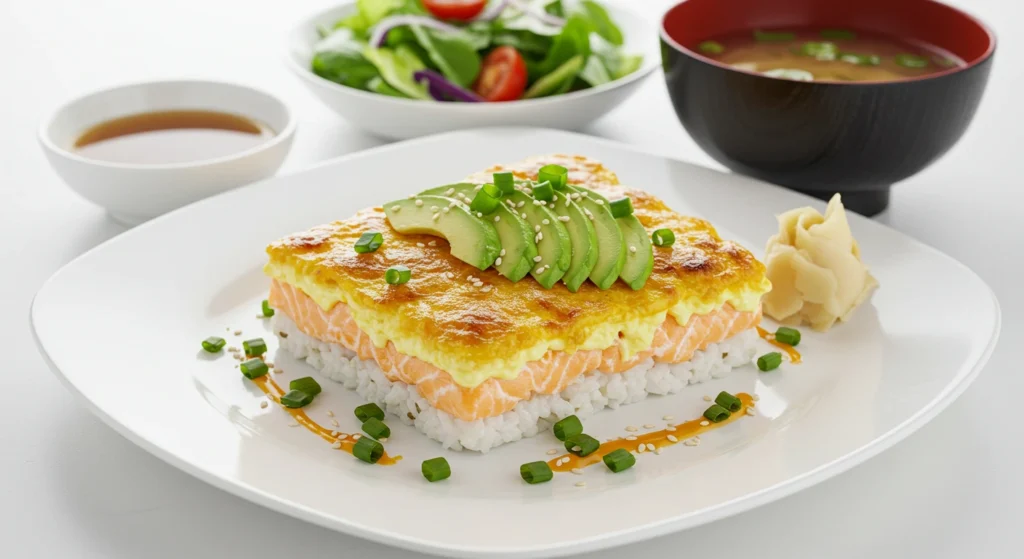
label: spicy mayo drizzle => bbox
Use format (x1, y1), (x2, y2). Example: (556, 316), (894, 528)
(548, 393), (755, 472)
(756, 326), (802, 363)
(251, 375), (402, 465)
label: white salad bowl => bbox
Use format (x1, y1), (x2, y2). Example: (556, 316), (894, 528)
(39, 80), (296, 226)
(286, 2), (660, 140)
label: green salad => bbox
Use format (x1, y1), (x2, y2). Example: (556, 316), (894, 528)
(311, 0), (643, 102)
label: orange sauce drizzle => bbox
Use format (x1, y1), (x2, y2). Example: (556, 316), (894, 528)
(756, 326), (802, 364)
(548, 393), (754, 472)
(252, 375), (401, 465)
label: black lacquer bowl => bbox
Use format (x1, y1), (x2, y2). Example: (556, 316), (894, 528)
(660, 0), (995, 216)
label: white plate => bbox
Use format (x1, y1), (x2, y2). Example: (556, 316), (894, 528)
(32, 128), (1000, 558)
(287, 2), (660, 140)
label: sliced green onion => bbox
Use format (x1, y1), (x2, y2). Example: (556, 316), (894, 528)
(895, 54), (929, 68)
(796, 41), (837, 60)
(531, 180), (554, 202)
(242, 338), (267, 357)
(703, 404), (731, 423)
(538, 164), (568, 191)
(757, 352), (783, 372)
(289, 376), (322, 396)
(520, 461), (553, 484)
(362, 417), (391, 439)
(754, 30), (795, 42)
(280, 389), (314, 408)
(261, 299), (275, 317)
(564, 434), (600, 457)
(603, 448), (636, 473)
(652, 228), (675, 247)
(353, 436), (384, 464)
(202, 336), (226, 353)
(385, 265), (411, 285)
(774, 326), (801, 346)
(715, 391), (742, 412)
(820, 29), (856, 40)
(354, 231), (384, 253)
(240, 358), (268, 379)
(354, 402), (385, 422)
(421, 457), (451, 482)
(494, 172), (515, 194)
(609, 197), (633, 218)
(469, 188), (501, 215)
(698, 40), (724, 54)
(839, 53), (881, 66)
(552, 415), (583, 441)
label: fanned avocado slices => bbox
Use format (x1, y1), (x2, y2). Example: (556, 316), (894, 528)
(565, 185), (626, 290)
(503, 187), (572, 289)
(571, 186), (653, 290)
(383, 194), (501, 271)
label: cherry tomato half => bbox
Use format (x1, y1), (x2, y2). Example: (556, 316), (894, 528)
(422, 0), (487, 21)
(472, 46), (528, 102)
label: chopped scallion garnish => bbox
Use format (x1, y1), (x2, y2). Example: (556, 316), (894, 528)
(261, 300), (275, 317)
(280, 389), (314, 408)
(715, 391), (742, 412)
(608, 197), (633, 218)
(240, 358), (268, 379)
(531, 180), (554, 202)
(895, 54), (929, 68)
(289, 376), (322, 396)
(385, 265), (411, 285)
(552, 415), (583, 441)
(754, 30), (795, 42)
(494, 172), (515, 194)
(354, 402), (385, 422)
(698, 40), (724, 54)
(242, 338), (267, 358)
(362, 417), (391, 439)
(470, 188), (501, 215)
(520, 461), (553, 484)
(421, 457), (451, 482)
(703, 404), (731, 423)
(603, 448), (636, 473)
(652, 228), (675, 247)
(564, 434), (600, 457)
(202, 336), (226, 353)
(353, 436), (384, 464)
(757, 352), (783, 372)
(774, 326), (801, 346)
(354, 231), (384, 253)
(538, 164), (568, 191)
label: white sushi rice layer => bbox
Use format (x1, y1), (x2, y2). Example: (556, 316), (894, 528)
(273, 314), (758, 452)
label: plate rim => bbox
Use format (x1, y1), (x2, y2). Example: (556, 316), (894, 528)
(30, 127), (1003, 558)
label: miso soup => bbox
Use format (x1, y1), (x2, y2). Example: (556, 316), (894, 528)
(695, 28), (964, 82)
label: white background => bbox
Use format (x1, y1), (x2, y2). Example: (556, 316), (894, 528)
(1, 0), (1021, 557)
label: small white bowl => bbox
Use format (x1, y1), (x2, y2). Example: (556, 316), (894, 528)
(39, 80), (296, 225)
(287, 2), (659, 140)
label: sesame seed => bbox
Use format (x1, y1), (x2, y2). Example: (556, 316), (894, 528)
(233, 329), (242, 336)
(626, 436), (637, 441)
(646, 443), (656, 452)
(495, 257), (503, 266)
(667, 435), (678, 442)
(494, 215), (500, 222)
(473, 281), (483, 287)
(391, 205), (400, 212)
(330, 430), (338, 436)
(558, 215), (571, 222)
(542, 219), (550, 225)
(684, 438), (700, 447)
(534, 225), (541, 232)
(481, 285), (492, 293)
(379, 437), (388, 442)
(265, 362), (274, 368)
(521, 212), (527, 219)
(445, 272), (455, 279)
(500, 249), (506, 256)
(432, 213), (440, 221)
(445, 188), (455, 195)
(547, 449), (559, 455)
(415, 199), (423, 207)
(273, 367), (283, 374)
(352, 434), (361, 440)
(630, 246), (637, 254)
(517, 201), (525, 208)
(575, 481), (586, 488)
(663, 415), (674, 420)
(533, 200), (542, 206)
(227, 346), (239, 352)
(467, 275), (475, 281)
(654, 448), (662, 455)
(595, 199), (604, 205)
(416, 242), (425, 247)
(330, 419), (339, 427)
(747, 408), (757, 416)
(637, 444), (645, 453)
(587, 214), (594, 220)
(625, 426), (638, 432)
(703, 395), (712, 402)
(331, 441), (342, 449)
(233, 354), (243, 361)
(533, 256), (543, 262)
(476, 212), (483, 218)
(700, 420), (710, 426)
(408, 194), (415, 199)
(337, 433), (347, 439)
(260, 400), (269, 409)
(552, 194), (558, 201)
(571, 468), (583, 475)
(571, 445), (582, 452)
(430, 205), (439, 212)
(536, 265), (545, 273)
(571, 193), (581, 200)
(428, 240), (437, 247)
(537, 232), (544, 241)
(666, 426), (676, 432)
(565, 198), (570, 207)
(327, 410), (334, 417)
(643, 424), (655, 429)
(442, 207), (450, 213)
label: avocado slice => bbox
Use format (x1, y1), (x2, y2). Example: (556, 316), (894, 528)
(504, 188), (571, 288)
(383, 194), (500, 271)
(419, 183), (537, 281)
(565, 185), (625, 289)
(572, 186), (654, 290)
(546, 188), (598, 292)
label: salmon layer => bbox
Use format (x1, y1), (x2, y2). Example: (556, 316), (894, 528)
(270, 280), (761, 421)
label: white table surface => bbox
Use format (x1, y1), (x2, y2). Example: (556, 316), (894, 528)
(2, 0), (1021, 557)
